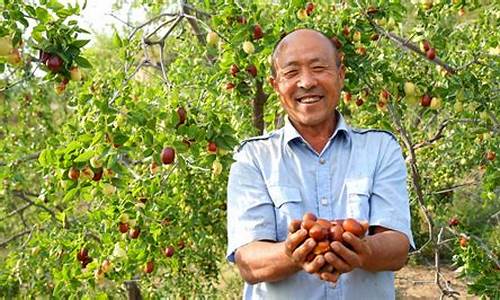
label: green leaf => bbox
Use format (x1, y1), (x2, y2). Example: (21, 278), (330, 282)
(12, 31), (21, 48)
(18, 17), (29, 28)
(65, 141), (81, 154)
(74, 56), (92, 68)
(32, 25), (46, 43)
(35, 7), (50, 23)
(71, 39), (90, 48)
(66, 45), (80, 58)
(25, 5), (37, 18)
(113, 133), (128, 146)
(143, 131), (154, 146)
(143, 148), (154, 157)
(47, 0), (65, 11)
(95, 293), (109, 300)
(63, 188), (78, 202)
(56, 211), (66, 226)
(57, 51), (70, 63)
(77, 28), (90, 34)
(38, 149), (56, 167)
(112, 31), (122, 47)
(74, 150), (95, 162)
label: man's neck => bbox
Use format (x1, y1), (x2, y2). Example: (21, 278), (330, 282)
(292, 116), (337, 154)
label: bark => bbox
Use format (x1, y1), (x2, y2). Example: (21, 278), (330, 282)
(253, 80), (268, 134)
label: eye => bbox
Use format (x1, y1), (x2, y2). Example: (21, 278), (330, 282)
(312, 65), (326, 72)
(284, 70), (298, 78)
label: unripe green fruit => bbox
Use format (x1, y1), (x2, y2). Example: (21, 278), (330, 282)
(296, 9), (308, 21)
(404, 82), (416, 96)
(242, 41), (255, 54)
(102, 184), (116, 196)
(212, 159), (223, 176)
(90, 156), (103, 169)
(206, 31), (218, 46)
(430, 97), (442, 109)
(0, 36), (13, 56)
(70, 67), (82, 81)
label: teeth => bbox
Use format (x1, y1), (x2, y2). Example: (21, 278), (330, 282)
(299, 96), (321, 103)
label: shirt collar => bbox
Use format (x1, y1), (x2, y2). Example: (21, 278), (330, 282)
(283, 110), (351, 145)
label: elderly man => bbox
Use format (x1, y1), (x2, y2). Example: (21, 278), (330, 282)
(227, 28), (414, 299)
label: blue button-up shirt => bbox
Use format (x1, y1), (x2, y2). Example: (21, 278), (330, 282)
(227, 112), (415, 300)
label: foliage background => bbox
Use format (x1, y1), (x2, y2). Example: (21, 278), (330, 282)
(0, 0), (498, 298)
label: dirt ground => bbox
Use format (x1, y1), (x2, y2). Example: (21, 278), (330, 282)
(395, 265), (477, 300)
(220, 264), (478, 299)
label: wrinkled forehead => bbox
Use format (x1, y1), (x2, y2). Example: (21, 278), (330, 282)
(274, 30), (336, 68)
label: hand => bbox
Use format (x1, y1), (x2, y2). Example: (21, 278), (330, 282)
(284, 220), (327, 274)
(317, 263), (341, 284)
(324, 231), (373, 274)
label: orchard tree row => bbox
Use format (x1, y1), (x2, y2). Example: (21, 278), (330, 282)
(0, 0), (498, 298)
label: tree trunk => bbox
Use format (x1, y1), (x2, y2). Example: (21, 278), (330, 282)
(126, 280), (142, 300)
(253, 80), (268, 134)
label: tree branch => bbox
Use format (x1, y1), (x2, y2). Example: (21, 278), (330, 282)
(413, 119), (450, 150)
(0, 203), (32, 222)
(0, 229), (32, 248)
(144, 16), (180, 42)
(144, 15), (184, 45)
(0, 151), (40, 167)
(435, 227), (460, 299)
(12, 191), (56, 220)
(428, 181), (477, 195)
(0, 65), (41, 92)
(368, 20), (456, 74)
(181, 0), (205, 45)
(253, 80), (269, 134)
(388, 103), (434, 255)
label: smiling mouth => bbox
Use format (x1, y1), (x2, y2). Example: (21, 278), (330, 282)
(297, 95), (323, 104)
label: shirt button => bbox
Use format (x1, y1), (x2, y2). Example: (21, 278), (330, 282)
(319, 158), (326, 164)
(321, 197), (328, 205)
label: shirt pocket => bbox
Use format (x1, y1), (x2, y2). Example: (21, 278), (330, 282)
(344, 177), (371, 221)
(268, 186), (303, 241)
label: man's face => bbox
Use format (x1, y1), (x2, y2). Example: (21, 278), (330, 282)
(271, 30), (344, 130)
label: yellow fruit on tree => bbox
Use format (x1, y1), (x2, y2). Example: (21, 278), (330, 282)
(242, 41), (255, 54)
(6, 48), (21, 65)
(0, 36), (13, 56)
(206, 31), (218, 46)
(430, 97), (442, 109)
(212, 159), (223, 176)
(70, 67), (82, 81)
(296, 9), (308, 21)
(404, 82), (417, 96)
(102, 183), (116, 196)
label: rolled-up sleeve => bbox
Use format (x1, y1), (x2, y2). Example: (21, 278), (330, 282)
(369, 136), (416, 249)
(226, 145), (277, 263)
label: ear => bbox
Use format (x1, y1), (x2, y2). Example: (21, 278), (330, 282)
(338, 64), (346, 90)
(269, 76), (279, 92)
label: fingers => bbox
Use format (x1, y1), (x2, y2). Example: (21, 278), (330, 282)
(342, 231), (372, 258)
(291, 238), (316, 264)
(303, 254), (325, 273)
(324, 248), (353, 273)
(288, 219), (302, 233)
(284, 229), (308, 256)
(318, 263), (334, 274)
(360, 220), (369, 236)
(320, 270), (340, 283)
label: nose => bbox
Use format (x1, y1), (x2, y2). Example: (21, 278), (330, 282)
(297, 68), (317, 90)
